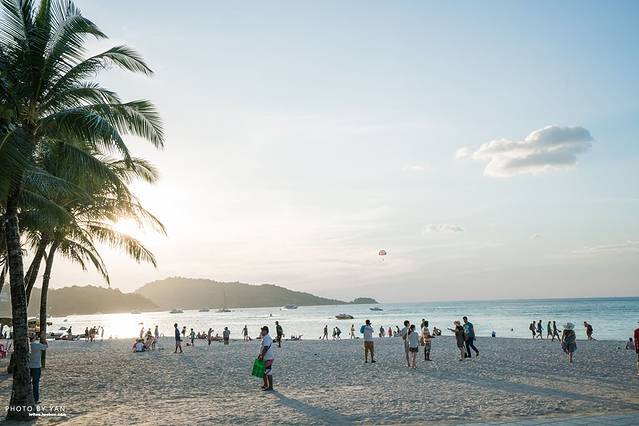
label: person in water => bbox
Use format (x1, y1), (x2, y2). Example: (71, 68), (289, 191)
(448, 321), (466, 361)
(561, 322), (577, 364)
(174, 323), (183, 354)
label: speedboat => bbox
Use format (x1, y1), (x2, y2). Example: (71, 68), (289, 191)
(369, 307), (383, 311)
(335, 313), (354, 320)
(169, 309), (183, 314)
(282, 304), (298, 310)
(198, 308), (210, 312)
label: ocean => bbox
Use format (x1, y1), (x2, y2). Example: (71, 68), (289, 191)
(46, 297), (638, 342)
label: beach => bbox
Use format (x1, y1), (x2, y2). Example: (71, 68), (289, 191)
(1, 336), (637, 424)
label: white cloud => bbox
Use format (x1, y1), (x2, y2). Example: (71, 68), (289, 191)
(572, 240), (639, 256)
(457, 125), (593, 177)
(424, 224), (464, 233)
(401, 164), (428, 173)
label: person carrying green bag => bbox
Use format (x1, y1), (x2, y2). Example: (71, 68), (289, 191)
(257, 326), (274, 391)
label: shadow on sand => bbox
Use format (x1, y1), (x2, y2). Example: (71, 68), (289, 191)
(272, 390), (356, 424)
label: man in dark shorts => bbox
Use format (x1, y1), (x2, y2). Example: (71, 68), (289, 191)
(463, 316), (479, 358)
(259, 326), (274, 391)
(275, 321), (283, 348)
(174, 323), (183, 353)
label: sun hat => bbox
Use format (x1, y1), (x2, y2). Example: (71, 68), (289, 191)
(564, 322), (575, 330)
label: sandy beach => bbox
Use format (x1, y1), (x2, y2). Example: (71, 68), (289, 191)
(1, 335), (638, 424)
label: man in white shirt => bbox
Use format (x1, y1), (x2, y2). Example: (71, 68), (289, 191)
(401, 320), (410, 367)
(30, 334), (48, 403)
(258, 326), (274, 391)
(362, 319), (376, 363)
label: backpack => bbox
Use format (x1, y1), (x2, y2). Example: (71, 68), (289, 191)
(360, 325), (366, 334)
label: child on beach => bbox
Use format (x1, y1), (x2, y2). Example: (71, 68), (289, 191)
(174, 323), (183, 354)
(408, 324), (419, 368)
(421, 321), (432, 361)
(561, 322), (577, 363)
(448, 321), (466, 361)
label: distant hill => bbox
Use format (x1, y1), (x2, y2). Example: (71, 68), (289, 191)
(135, 277), (377, 310)
(0, 285), (157, 317)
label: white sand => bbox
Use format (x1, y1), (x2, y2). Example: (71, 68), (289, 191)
(1, 336), (638, 424)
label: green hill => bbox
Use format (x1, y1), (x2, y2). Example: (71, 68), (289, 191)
(135, 277), (377, 310)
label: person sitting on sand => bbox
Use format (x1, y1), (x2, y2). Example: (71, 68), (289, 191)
(432, 327), (441, 337)
(625, 338), (634, 350)
(584, 321), (595, 340)
(223, 327), (230, 345)
(421, 321), (432, 361)
(174, 323), (183, 354)
(448, 321), (466, 361)
(561, 322), (577, 364)
(362, 319), (375, 363)
(408, 324), (419, 368)
(133, 339), (146, 352)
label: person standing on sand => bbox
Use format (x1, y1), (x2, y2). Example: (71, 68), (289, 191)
(421, 321), (432, 361)
(401, 320), (411, 367)
(100, 326), (104, 340)
(174, 323), (183, 353)
(561, 322), (577, 363)
(154, 325), (159, 341)
(529, 322), (536, 339)
(408, 324), (419, 368)
(634, 323), (639, 376)
(379, 326), (385, 338)
(350, 324), (356, 339)
(537, 320), (543, 339)
(207, 328), (213, 345)
(584, 321), (595, 340)
(275, 321), (283, 348)
(388, 327), (392, 337)
(258, 326), (275, 391)
(30, 333), (47, 403)
(448, 321), (466, 361)
(243, 325), (249, 341)
(223, 327), (230, 345)
(323, 325), (329, 340)
(189, 328), (195, 346)
(336, 326), (342, 339)
(362, 319), (375, 363)
(462, 316), (479, 358)
(552, 321), (561, 341)
(181, 326), (186, 339)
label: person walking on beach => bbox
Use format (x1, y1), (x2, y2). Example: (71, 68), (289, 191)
(336, 326), (342, 339)
(243, 325), (249, 341)
(634, 323), (639, 376)
(537, 320), (543, 339)
(350, 324), (356, 339)
(561, 322), (577, 363)
(408, 324), (419, 368)
(223, 327), (230, 345)
(401, 320), (411, 367)
(584, 321), (595, 340)
(552, 321), (561, 341)
(189, 328), (195, 346)
(30, 333), (47, 403)
(462, 316), (479, 358)
(258, 326), (274, 391)
(174, 323), (183, 354)
(362, 320), (375, 363)
(421, 320), (432, 361)
(529, 322), (536, 339)
(323, 324), (329, 340)
(448, 321), (466, 361)
(547, 321), (552, 339)
(275, 321), (283, 348)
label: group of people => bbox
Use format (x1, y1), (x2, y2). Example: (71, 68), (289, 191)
(83, 326), (104, 342)
(528, 320), (595, 343)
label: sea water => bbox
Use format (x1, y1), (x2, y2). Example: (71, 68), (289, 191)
(47, 297), (638, 341)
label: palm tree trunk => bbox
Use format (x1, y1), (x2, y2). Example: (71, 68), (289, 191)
(0, 262), (6, 302)
(25, 235), (50, 305)
(4, 189), (36, 420)
(39, 240), (59, 369)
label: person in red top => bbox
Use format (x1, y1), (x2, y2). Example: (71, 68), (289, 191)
(634, 323), (639, 376)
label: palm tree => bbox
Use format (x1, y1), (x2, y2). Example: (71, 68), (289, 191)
(0, 0), (163, 418)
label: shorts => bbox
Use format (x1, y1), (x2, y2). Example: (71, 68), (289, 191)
(223, 338), (229, 345)
(423, 342), (431, 351)
(409, 347), (418, 353)
(364, 341), (374, 351)
(264, 359), (273, 375)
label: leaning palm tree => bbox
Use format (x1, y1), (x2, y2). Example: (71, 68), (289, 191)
(0, 0), (163, 418)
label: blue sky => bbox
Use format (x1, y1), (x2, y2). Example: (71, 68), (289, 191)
(45, 0), (639, 301)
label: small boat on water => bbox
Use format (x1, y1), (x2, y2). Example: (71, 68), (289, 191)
(216, 308), (231, 313)
(335, 313), (354, 320)
(369, 307), (383, 311)
(169, 309), (183, 314)
(198, 308), (210, 312)
(282, 304), (298, 310)
(130, 310), (141, 314)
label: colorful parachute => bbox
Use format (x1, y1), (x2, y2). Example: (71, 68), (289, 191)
(378, 250), (387, 256)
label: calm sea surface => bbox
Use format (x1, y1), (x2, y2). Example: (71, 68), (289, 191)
(47, 297), (639, 341)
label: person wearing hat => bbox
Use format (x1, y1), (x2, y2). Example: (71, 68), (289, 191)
(258, 326), (274, 390)
(561, 322), (577, 363)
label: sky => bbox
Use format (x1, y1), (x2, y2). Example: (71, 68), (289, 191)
(43, 0), (639, 302)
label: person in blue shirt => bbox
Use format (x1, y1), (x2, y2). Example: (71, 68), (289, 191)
(462, 316), (479, 358)
(174, 323), (183, 353)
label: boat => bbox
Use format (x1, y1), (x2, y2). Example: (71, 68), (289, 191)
(282, 304), (298, 310)
(216, 287), (231, 313)
(130, 310), (141, 314)
(216, 308), (231, 313)
(369, 307), (383, 311)
(169, 309), (183, 314)
(198, 308), (210, 312)
(335, 314), (354, 320)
